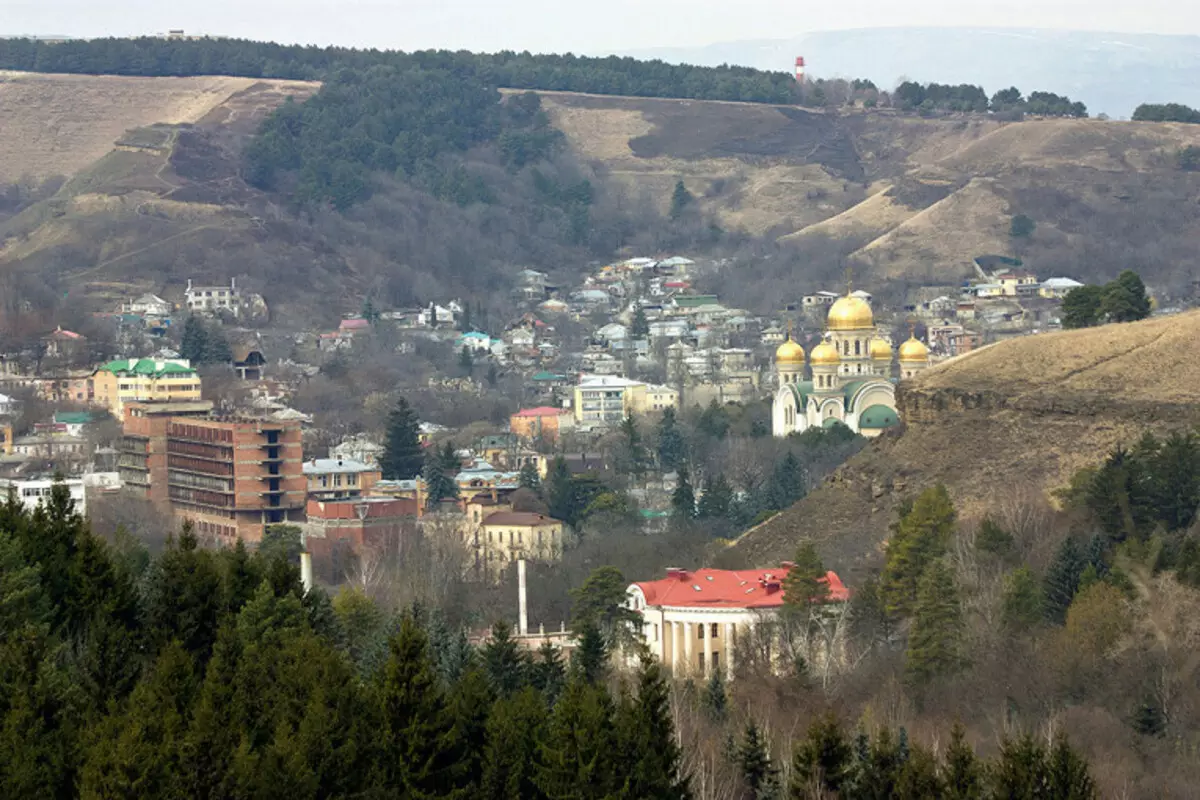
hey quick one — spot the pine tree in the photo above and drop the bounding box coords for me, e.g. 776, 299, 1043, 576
203, 326, 232, 365
569, 565, 639, 650
631, 305, 650, 338
445, 666, 493, 791
790, 712, 851, 797
669, 179, 694, 220
736, 721, 775, 797
1047, 733, 1097, 799
1043, 536, 1085, 624
459, 345, 475, 375
535, 676, 617, 800
905, 560, 965, 686
530, 640, 566, 702
881, 485, 956, 618
616, 655, 691, 800
976, 516, 1015, 562
141, 525, 224, 662
546, 457, 576, 525
766, 452, 805, 511
572, 622, 609, 684
482, 621, 529, 696
942, 722, 983, 800
518, 461, 541, 492
672, 467, 696, 520
179, 315, 209, 363
378, 614, 463, 798
481, 687, 548, 800
1001, 566, 1043, 632
992, 734, 1048, 799
702, 666, 727, 722
656, 407, 686, 471
381, 397, 424, 480
423, 448, 460, 509
697, 473, 734, 520
618, 414, 648, 478
782, 541, 828, 616
1099, 269, 1151, 323
486, 363, 499, 387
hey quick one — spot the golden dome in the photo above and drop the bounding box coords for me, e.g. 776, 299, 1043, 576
898, 335, 930, 363
827, 294, 874, 331
775, 338, 805, 365
869, 336, 893, 360
809, 340, 841, 366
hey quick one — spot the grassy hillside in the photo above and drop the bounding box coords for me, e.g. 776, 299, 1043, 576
730, 310, 1200, 579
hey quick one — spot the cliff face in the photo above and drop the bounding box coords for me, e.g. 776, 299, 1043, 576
732, 312, 1200, 577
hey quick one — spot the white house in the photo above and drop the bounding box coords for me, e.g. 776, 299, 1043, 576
457, 332, 496, 353
0, 393, 16, 416
626, 565, 850, 677
185, 279, 242, 316
1040, 277, 1085, 298
122, 293, 172, 317
0, 477, 88, 515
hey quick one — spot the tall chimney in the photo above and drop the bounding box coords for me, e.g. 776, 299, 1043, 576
300, 551, 313, 594
518, 558, 529, 636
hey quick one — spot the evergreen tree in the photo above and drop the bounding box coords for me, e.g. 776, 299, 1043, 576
459, 345, 475, 375
140, 524, 224, 662
1001, 566, 1043, 632
992, 734, 1049, 799
481, 687, 548, 800
530, 640, 566, 702
1086, 446, 1152, 543
1047, 733, 1097, 799
697, 399, 731, 441
736, 721, 776, 798
424, 447, 460, 509
656, 407, 687, 471
697, 473, 734, 520
880, 485, 956, 618
486, 363, 498, 387
571, 622, 609, 684
669, 179, 694, 220
790, 712, 851, 797
618, 414, 648, 478
1043, 536, 1085, 624
1061, 285, 1105, 329
1132, 699, 1167, 738
570, 566, 639, 650
445, 666, 493, 791
380, 397, 424, 480
518, 461, 541, 492
179, 315, 209, 363
631, 305, 650, 338
482, 621, 529, 696
766, 452, 805, 511
1099, 269, 1151, 323
202, 326, 232, 365
672, 467, 696, 520
546, 456, 576, 525
701, 666, 728, 722
535, 676, 618, 800
616, 655, 692, 800
905, 560, 965, 686
942, 722, 983, 800
976, 516, 1015, 562
378, 614, 464, 798
782, 541, 828, 616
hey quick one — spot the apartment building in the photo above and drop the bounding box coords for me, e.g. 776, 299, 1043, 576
572, 375, 679, 427
185, 278, 242, 316
302, 457, 381, 501
120, 402, 304, 543
93, 358, 203, 417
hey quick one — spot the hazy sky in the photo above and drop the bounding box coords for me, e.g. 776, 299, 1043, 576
3, 0, 1193, 53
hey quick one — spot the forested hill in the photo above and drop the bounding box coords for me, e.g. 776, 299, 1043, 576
0, 37, 801, 104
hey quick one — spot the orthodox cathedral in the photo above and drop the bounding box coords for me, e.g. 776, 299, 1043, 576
772, 292, 930, 438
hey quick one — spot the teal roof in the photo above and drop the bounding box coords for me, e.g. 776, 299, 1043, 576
99, 358, 195, 376
822, 416, 842, 428
532, 371, 566, 381
54, 411, 94, 425
859, 404, 900, 430
672, 295, 720, 308
784, 380, 813, 406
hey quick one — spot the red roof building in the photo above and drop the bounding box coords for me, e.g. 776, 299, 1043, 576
627, 564, 850, 678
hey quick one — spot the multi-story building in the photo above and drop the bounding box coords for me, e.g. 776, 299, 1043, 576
185, 278, 242, 316
92, 358, 203, 417
477, 511, 564, 580
303, 496, 420, 570
120, 402, 304, 543
626, 565, 849, 678
509, 406, 573, 443
0, 476, 88, 515
572, 375, 679, 427
302, 457, 381, 502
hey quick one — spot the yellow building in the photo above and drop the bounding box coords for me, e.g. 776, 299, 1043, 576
92, 359, 203, 417
573, 375, 679, 426
479, 511, 564, 579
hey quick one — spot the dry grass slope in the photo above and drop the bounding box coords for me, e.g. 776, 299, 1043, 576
733, 311, 1200, 579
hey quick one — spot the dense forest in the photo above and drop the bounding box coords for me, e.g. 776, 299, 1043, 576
0, 37, 802, 104
0, 482, 1108, 799
1132, 102, 1200, 124
894, 82, 1087, 117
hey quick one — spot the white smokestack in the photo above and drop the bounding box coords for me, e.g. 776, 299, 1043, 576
300, 551, 313, 594
518, 558, 529, 636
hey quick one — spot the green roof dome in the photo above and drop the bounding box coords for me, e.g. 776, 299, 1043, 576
858, 404, 900, 430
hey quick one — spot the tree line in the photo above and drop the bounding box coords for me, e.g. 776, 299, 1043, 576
0, 37, 802, 105
894, 82, 1087, 117
1132, 102, 1200, 124
1061, 269, 1151, 329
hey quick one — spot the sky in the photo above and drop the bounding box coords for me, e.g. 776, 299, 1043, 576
2, 0, 1194, 54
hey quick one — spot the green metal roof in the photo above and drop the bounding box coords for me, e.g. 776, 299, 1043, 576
672, 295, 720, 308
54, 411, 94, 425
99, 358, 196, 376
785, 380, 814, 407
858, 404, 900, 429
532, 371, 566, 381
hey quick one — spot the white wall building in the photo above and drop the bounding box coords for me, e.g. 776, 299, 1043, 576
185, 279, 242, 316
0, 477, 87, 515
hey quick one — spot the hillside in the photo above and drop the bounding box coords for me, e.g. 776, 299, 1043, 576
730, 310, 1200, 579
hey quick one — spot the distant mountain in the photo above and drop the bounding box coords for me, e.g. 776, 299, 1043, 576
621, 27, 1200, 118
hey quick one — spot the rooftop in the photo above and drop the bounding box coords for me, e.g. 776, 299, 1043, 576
513, 406, 567, 418
633, 566, 849, 609
303, 457, 375, 475
482, 511, 562, 526
98, 358, 195, 376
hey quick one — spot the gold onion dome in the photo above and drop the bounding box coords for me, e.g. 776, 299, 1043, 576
809, 340, 841, 365
827, 294, 874, 331
869, 336, 893, 360
775, 338, 806, 365
899, 335, 930, 363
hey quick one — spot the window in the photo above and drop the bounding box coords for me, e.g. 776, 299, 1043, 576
697, 625, 704, 640
711, 623, 719, 638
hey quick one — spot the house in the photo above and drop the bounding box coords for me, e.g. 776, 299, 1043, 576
11, 432, 88, 462
802, 291, 840, 308
648, 319, 689, 341
121, 293, 172, 318
1040, 277, 1085, 299
595, 323, 629, 344
996, 272, 1039, 296
185, 278, 242, 316
43, 327, 88, 360
458, 331, 495, 353
303, 457, 382, 502
417, 302, 460, 327
538, 298, 569, 314
92, 358, 202, 417
510, 407, 574, 443
570, 289, 610, 307
572, 375, 678, 426
53, 411, 94, 436
626, 565, 849, 677
339, 317, 371, 336
0, 477, 88, 515
478, 511, 565, 579
0, 392, 17, 416
232, 344, 267, 380
669, 295, 720, 314
331, 434, 385, 468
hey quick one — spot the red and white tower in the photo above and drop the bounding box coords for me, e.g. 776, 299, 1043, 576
794, 56, 806, 84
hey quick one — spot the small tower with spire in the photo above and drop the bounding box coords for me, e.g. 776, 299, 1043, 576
898, 324, 931, 380
774, 320, 805, 386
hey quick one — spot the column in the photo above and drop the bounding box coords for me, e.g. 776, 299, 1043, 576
672, 621, 684, 674
702, 621, 713, 677
724, 622, 735, 678
683, 622, 694, 675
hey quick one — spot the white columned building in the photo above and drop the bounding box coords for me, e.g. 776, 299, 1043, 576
626, 565, 849, 678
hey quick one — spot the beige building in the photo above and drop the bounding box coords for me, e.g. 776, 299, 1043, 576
93, 359, 202, 417
478, 511, 564, 579
573, 375, 678, 426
